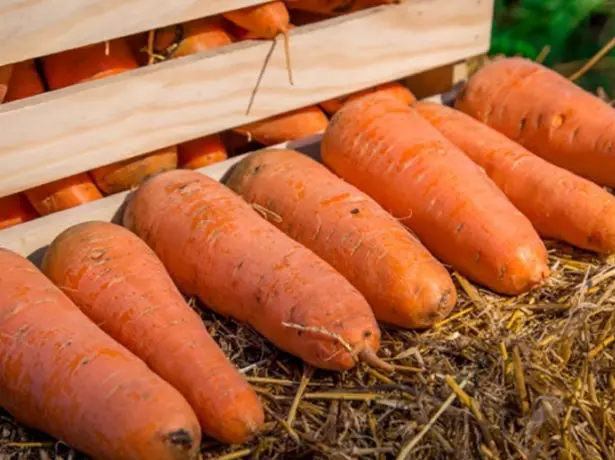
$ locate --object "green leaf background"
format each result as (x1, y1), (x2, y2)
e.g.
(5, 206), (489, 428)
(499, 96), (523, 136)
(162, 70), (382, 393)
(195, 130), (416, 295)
(491, 0), (615, 95)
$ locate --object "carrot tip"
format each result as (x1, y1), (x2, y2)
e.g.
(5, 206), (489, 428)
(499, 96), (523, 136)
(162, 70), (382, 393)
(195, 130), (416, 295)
(358, 347), (394, 373)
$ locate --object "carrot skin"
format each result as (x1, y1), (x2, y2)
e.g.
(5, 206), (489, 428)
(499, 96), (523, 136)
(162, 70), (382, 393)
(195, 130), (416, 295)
(322, 94), (549, 295)
(42, 221), (265, 444)
(4, 60), (44, 103)
(455, 57), (615, 188)
(25, 173), (103, 215)
(415, 101), (615, 254)
(224, 148), (457, 328)
(0, 64), (11, 103)
(223, 2), (290, 39)
(0, 248), (201, 460)
(320, 83), (416, 115)
(155, 18), (234, 59)
(234, 106), (329, 145)
(178, 135), (228, 169)
(123, 169), (382, 371)
(0, 194), (38, 230)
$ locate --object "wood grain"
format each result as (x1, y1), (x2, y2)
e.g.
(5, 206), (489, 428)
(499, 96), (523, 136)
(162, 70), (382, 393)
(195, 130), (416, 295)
(0, 0), (493, 198)
(0, 0), (270, 66)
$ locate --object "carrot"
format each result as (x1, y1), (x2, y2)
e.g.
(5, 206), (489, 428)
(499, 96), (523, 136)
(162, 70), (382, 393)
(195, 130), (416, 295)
(25, 173), (103, 216)
(234, 105), (329, 145)
(178, 135), (228, 169)
(0, 64), (13, 103)
(4, 60), (45, 103)
(42, 221), (264, 444)
(288, 9), (331, 25)
(154, 17), (233, 59)
(0, 248), (201, 460)
(224, 148), (456, 328)
(321, 94), (549, 295)
(223, 2), (294, 84)
(123, 169), (387, 371)
(0, 194), (38, 230)
(89, 147), (178, 194)
(42, 39), (178, 193)
(454, 57), (615, 188)
(415, 101), (615, 254)
(285, 0), (396, 15)
(320, 82), (416, 115)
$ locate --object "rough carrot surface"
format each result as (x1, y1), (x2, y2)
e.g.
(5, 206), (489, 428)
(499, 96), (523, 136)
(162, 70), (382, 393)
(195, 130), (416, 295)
(123, 170), (384, 371)
(25, 173), (103, 216)
(234, 106), (329, 146)
(416, 101), (615, 254)
(224, 148), (457, 328)
(42, 221), (264, 444)
(155, 17), (234, 59)
(0, 194), (38, 230)
(178, 135), (228, 170)
(0, 248), (201, 460)
(90, 147), (178, 194)
(4, 60), (44, 103)
(322, 94), (549, 295)
(455, 57), (615, 187)
(320, 82), (416, 115)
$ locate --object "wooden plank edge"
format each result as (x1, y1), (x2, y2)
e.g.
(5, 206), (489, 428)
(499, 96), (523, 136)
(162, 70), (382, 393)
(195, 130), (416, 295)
(0, 0), (492, 198)
(0, 0), (272, 67)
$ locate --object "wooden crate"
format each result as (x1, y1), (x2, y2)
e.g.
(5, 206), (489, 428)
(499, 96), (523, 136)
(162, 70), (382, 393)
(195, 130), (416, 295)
(0, 0), (494, 259)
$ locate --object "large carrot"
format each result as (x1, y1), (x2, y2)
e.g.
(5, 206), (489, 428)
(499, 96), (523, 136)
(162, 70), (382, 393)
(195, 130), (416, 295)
(42, 221), (264, 444)
(234, 105), (329, 145)
(42, 40), (177, 193)
(415, 101), (615, 254)
(322, 94), (549, 295)
(123, 169), (387, 371)
(224, 148), (456, 328)
(320, 82), (415, 115)
(24, 174), (103, 216)
(0, 194), (38, 230)
(0, 248), (201, 460)
(223, 2), (294, 84)
(178, 135), (228, 170)
(454, 57), (615, 188)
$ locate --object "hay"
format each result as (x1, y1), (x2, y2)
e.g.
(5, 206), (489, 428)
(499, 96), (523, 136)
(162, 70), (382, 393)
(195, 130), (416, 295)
(1, 241), (615, 460)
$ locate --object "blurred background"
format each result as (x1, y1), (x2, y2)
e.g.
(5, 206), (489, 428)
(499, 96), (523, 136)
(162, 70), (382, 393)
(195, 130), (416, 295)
(491, 0), (614, 96)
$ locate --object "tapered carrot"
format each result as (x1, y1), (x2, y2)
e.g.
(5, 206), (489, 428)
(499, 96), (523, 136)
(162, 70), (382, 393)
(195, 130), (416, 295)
(0, 64), (12, 103)
(178, 135), (228, 169)
(42, 39), (178, 193)
(4, 60), (44, 103)
(42, 221), (265, 444)
(154, 17), (233, 59)
(320, 82), (416, 115)
(0, 248), (201, 460)
(223, 2), (294, 84)
(123, 169), (387, 371)
(285, 0), (396, 15)
(224, 148), (456, 328)
(455, 57), (615, 188)
(322, 94), (549, 295)
(234, 105), (329, 145)
(415, 101), (615, 254)
(0, 194), (38, 230)
(25, 174), (103, 216)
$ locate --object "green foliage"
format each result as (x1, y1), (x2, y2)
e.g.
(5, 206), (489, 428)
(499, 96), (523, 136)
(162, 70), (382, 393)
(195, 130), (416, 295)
(491, 0), (615, 94)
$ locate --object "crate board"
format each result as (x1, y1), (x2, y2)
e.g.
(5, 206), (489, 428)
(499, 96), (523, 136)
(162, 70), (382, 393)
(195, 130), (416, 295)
(0, 0), (271, 66)
(0, 0), (492, 199)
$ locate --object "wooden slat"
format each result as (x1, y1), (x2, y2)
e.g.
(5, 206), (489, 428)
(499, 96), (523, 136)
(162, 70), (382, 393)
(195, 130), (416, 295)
(0, 0), (493, 198)
(0, 0), (270, 66)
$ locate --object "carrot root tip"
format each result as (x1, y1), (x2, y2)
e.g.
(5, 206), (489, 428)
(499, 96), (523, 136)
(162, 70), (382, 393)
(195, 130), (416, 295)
(358, 347), (394, 374)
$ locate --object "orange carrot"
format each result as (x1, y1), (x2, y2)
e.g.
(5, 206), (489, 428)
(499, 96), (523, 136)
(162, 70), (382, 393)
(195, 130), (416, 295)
(178, 135), (228, 169)
(123, 169), (387, 371)
(0, 194), (38, 230)
(42, 39), (178, 193)
(224, 148), (456, 328)
(415, 100), (615, 254)
(42, 221), (264, 444)
(24, 173), (104, 216)
(0, 248), (201, 460)
(322, 94), (549, 295)
(285, 0), (396, 15)
(4, 60), (45, 103)
(288, 9), (331, 25)
(455, 57), (615, 188)
(154, 17), (234, 59)
(234, 105), (329, 145)
(89, 147), (178, 194)
(0, 64), (13, 103)
(223, 2), (294, 84)
(320, 82), (416, 115)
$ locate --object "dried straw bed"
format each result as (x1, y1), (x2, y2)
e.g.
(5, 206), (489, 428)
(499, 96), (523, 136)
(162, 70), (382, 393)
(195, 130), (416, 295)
(1, 241), (615, 460)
